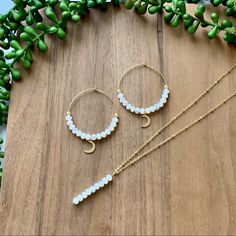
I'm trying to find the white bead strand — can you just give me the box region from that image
[72,174,113,205]
[117,87,169,116]
[66,113,119,142]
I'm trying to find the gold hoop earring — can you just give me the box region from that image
[117,63,169,128]
[65,88,119,154]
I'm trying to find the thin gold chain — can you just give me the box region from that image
[112,63,236,176]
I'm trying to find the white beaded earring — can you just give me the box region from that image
[117,63,169,128]
[65,88,119,154]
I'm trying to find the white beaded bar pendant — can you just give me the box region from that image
[72,174,113,205]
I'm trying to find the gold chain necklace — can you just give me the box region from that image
[72,63,236,205]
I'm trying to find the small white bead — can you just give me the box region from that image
[119,97,125,103]
[76,130,81,137]
[102,177,109,185]
[78,195,83,202]
[140,108,145,114]
[94,183,100,190]
[90,186,96,193]
[145,108,151,114]
[67,120,73,126]
[109,125,115,131]
[96,133,102,140]
[91,134,96,141]
[122,101,128,107]
[150,106,156,113]
[112,117,119,123]
[154,103,160,110]
[126,103,132,110]
[81,192,88,199]
[66,115,72,121]
[85,134,91,140]
[159,101,164,108]
[85,188,92,196]
[130,106,135,112]
[69,124,75,130]
[72,128,78,134]
[162,92,168,99]
[117,93,124,99]
[72,196,80,205]
[98,180,105,188]
[135,107,140,114]
[81,133,86,139]
[101,131,106,138]
[160,98,167,104]
[106,175,112,181]
[111,121,117,128]
[105,129,111,135]
[164,88,169,94]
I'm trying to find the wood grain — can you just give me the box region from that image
[0,4,236,235]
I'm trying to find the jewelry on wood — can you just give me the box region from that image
[66,88,119,154]
[72,63,236,205]
[117,63,169,128]
[72,174,112,205]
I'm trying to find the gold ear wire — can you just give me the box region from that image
[68,87,118,114]
[117,63,167,92]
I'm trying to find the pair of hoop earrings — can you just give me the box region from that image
[65,63,170,154]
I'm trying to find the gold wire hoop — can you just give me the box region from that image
[66,88,119,154]
[117,63,169,128]
[117,63,168,91]
[68,87,117,114]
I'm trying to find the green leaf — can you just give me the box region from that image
[0,14,7,24]
[25,50,33,63]
[45,6,59,23]
[208,25,219,39]
[10,67,21,81]
[10,40,21,50]
[35,22,48,31]
[20,32,32,42]
[24,26,37,36]
[5,52,16,60]
[137,2,148,14]
[20,58,31,69]
[49,26,58,34]
[37,40,48,52]
[26,11,34,25]
[134,0,142,9]
[171,15,181,28]
[148,5,161,14]
[125,0,135,9]
[71,14,80,22]
[211,12,219,24]
[59,0,69,11]
[221,19,233,29]
[57,28,66,39]
[164,12,175,23]
[187,21,200,34]
[225,27,236,34]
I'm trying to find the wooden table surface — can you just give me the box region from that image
[0,4,236,235]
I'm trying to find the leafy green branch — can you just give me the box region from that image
[125,0,236,43]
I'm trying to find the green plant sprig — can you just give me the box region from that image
[125,0,236,43]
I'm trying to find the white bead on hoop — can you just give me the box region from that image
[117,63,170,128]
[66,88,119,154]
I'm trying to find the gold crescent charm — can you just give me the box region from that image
[141,115,151,128]
[83,141,96,154]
